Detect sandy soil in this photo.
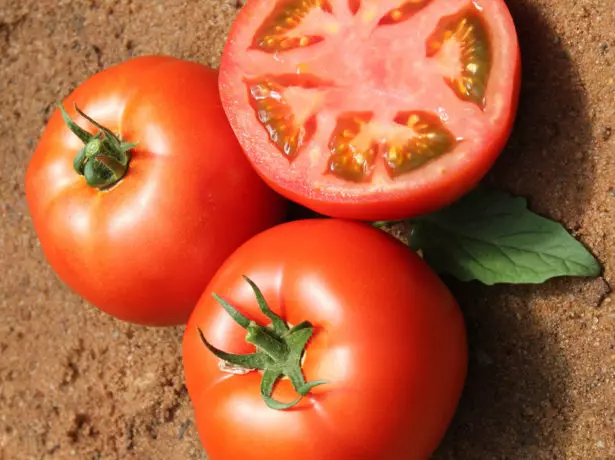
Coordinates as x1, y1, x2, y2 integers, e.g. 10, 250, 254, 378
1, 0, 614, 459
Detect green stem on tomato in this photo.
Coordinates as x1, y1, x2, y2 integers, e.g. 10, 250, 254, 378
198, 277, 327, 411
60, 104, 138, 190
245, 323, 289, 362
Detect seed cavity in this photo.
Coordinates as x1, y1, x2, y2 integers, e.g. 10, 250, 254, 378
384, 111, 457, 177
252, 0, 332, 53
328, 112, 377, 182
425, 5, 492, 108
327, 111, 457, 181
247, 77, 323, 160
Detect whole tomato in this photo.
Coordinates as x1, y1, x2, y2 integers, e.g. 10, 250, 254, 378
25, 56, 285, 326
183, 219, 467, 459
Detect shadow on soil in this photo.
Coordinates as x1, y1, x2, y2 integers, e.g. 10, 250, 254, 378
486, 0, 594, 221
433, 281, 572, 459
434, 0, 593, 457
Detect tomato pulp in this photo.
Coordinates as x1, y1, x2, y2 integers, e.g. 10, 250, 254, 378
25, 56, 285, 326
183, 219, 467, 459
219, 0, 521, 220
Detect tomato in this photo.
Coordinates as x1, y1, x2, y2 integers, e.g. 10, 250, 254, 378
219, 0, 521, 221
25, 56, 285, 326
183, 219, 467, 459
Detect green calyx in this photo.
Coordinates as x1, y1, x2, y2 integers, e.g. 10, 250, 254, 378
198, 276, 327, 410
60, 104, 137, 190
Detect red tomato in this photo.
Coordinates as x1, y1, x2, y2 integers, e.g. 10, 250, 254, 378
183, 219, 467, 459
219, 0, 521, 221
25, 56, 285, 326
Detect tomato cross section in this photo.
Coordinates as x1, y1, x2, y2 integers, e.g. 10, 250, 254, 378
220, 0, 520, 220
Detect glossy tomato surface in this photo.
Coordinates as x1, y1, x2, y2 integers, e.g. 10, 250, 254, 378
25, 56, 285, 326
183, 219, 467, 459
219, 0, 521, 221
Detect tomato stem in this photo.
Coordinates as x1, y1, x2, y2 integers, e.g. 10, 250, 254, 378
197, 276, 327, 410
245, 323, 289, 362
60, 104, 137, 190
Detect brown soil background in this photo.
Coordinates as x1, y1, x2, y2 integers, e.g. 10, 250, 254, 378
1, 0, 614, 459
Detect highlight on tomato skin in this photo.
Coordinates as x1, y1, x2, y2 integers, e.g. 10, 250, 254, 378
183, 219, 468, 460
219, 0, 522, 221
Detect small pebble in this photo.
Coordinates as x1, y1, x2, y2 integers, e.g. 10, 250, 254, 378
178, 419, 192, 440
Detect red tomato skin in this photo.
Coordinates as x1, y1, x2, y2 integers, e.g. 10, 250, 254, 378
219, 0, 522, 221
183, 219, 467, 459
25, 56, 286, 326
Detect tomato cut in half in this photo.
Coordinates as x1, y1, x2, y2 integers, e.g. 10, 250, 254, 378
219, 0, 521, 221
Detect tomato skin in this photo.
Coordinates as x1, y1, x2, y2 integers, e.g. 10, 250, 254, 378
183, 219, 467, 459
219, 0, 522, 221
25, 56, 285, 326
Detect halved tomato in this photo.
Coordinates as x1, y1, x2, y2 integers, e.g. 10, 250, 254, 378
219, 0, 521, 221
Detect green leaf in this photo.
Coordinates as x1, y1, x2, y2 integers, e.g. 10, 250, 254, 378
410, 188, 602, 285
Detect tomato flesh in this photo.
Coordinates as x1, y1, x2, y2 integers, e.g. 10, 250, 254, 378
219, 0, 521, 220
